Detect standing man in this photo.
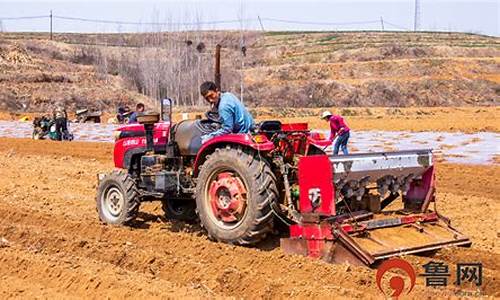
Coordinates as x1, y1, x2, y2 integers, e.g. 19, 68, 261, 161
53, 105, 69, 141
199, 81, 254, 144
322, 110, 350, 155
128, 103, 145, 124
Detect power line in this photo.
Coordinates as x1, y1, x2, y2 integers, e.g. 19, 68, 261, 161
53, 15, 256, 26
0, 13, 411, 31
384, 20, 411, 31
0, 15, 49, 20
261, 18, 381, 26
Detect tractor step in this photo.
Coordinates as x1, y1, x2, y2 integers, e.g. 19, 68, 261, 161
280, 211, 471, 266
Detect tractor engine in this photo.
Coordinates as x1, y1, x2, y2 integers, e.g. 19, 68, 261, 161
139, 154, 179, 193
132, 113, 182, 195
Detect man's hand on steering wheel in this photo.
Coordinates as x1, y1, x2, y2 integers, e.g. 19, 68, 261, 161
205, 111, 221, 124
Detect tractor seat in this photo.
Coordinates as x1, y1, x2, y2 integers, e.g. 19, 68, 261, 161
258, 120, 282, 133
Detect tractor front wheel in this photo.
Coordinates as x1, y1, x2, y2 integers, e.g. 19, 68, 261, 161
195, 147, 278, 245
96, 170, 140, 225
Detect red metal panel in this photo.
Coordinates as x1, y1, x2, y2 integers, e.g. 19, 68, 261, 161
281, 123, 308, 131
113, 122, 170, 168
306, 240, 324, 258
289, 224, 303, 238
289, 223, 334, 240
298, 155, 335, 215
320, 223, 335, 239
405, 166, 435, 201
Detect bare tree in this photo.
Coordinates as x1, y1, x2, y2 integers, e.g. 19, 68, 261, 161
237, 0, 248, 103
72, 7, 259, 110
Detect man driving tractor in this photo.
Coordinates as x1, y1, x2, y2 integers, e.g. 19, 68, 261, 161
199, 81, 254, 144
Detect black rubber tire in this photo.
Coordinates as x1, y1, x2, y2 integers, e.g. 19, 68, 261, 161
96, 169, 140, 225
32, 129, 42, 140
195, 146, 278, 245
162, 199, 198, 221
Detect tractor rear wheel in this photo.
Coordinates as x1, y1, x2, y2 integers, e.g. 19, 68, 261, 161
195, 147, 278, 245
96, 170, 140, 225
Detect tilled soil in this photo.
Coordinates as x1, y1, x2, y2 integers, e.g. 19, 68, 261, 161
0, 138, 498, 299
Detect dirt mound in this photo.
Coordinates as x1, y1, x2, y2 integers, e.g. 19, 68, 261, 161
0, 43, 33, 64
0, 137, 498, 298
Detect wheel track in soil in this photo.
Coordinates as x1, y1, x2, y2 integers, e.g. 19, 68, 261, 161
0, 245, 208, 299
0, 137, 498, 298
0, 195, 498, 298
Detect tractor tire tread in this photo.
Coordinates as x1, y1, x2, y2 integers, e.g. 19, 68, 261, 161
96, 169, 140, 225
196, 147, 278, 245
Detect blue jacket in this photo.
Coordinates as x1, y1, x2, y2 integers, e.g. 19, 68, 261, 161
128, 112, 138, 123
207, 92, 254, 138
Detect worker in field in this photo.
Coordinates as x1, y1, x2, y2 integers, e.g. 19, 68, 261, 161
199, 81, 254, 144
128, 103, 145, 124
53, 105, 70, 141
322, 110, 350, 155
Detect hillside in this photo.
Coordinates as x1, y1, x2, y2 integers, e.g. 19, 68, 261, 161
246, 31, 499, 107
0, 31, 498, 113
0, 37, 151, 113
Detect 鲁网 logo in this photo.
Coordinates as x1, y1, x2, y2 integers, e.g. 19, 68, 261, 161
376, 258, 416, 298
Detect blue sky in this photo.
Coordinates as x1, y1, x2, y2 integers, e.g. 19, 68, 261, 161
0, 0, 498, 36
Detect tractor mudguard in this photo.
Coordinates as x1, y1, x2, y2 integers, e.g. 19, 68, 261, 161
192, 134, 275, 175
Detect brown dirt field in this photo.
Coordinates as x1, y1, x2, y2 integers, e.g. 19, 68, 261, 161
0, 137, 498, 298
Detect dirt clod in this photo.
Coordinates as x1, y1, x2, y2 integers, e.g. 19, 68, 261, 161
0, 237, 10, 248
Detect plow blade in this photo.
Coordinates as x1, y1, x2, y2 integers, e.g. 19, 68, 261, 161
281, 212, 472, 267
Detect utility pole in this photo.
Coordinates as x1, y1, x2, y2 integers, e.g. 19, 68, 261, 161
257, 15, 265, 32
414, 0, 421, 32
380, 16, 384, 31
50, 10, 53, 40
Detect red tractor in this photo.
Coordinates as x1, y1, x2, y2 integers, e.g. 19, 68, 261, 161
97, 99, 470, 266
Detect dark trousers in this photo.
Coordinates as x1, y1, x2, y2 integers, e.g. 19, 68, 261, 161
55, 117, 68, 140
333, 131, 350, 155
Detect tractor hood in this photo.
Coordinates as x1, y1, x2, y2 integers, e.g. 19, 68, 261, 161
115, 121, 171, 142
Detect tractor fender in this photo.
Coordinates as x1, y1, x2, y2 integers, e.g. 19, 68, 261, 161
192, 134, 274, 176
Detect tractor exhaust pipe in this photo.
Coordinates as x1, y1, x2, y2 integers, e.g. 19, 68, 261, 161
215, 44, 221, 90
137, 112, 160, 153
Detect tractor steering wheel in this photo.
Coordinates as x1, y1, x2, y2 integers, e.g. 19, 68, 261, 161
205, 111, 221, 124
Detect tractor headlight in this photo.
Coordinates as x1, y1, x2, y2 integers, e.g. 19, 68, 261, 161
252, 134, 268, 144
113, 130, 122, 141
